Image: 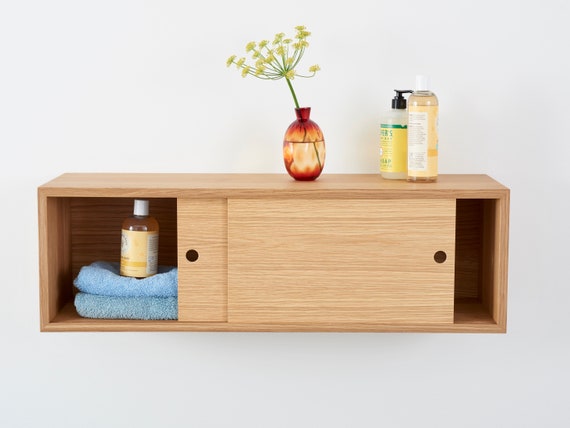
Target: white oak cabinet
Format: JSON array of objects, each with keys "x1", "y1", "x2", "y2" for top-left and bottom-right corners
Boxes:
[{"x1": 38, "y1": 173, "x2": 509, "y2": 332}]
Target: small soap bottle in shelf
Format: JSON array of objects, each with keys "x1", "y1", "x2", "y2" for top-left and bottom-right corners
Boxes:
[
  {"x1": 407, "y1": 75, "x2": 439, "y2": 182},
  {"x1": 120, "y1": 199, "x2": 159, "y2": 278}
]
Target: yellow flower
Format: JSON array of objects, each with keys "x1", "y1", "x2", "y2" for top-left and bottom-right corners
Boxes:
[
  {"x1": 226, "y1": 26, "x2": 320, "y2": 109},
  {"x1": 273, "y1": 32, "x2": 285, "y2": 44},
  {"x1": 295, "y1": 26, "x2": 310, "y2": 39}
]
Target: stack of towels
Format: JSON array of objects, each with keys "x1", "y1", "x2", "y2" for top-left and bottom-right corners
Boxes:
[{"x1": 73, "y1": 261, "x2": 178, "y2": 320}]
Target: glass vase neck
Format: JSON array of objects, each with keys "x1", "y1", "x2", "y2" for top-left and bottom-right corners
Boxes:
[{"x1": 295, "y1": 107, "x2": 311, "y2": 122}]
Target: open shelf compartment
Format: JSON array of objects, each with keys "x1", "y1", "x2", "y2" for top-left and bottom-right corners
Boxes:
[
  {"x1": 39, "y1": 197, "x2": 178, "y2": 331},
  {"x1": 454, "y1": 198, "x2": 509, "y2": 331}
]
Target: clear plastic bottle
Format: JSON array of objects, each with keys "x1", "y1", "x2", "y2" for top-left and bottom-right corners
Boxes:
[
  {"x1": 120, "y1": 199, "x2": 159, "y2": 278},
  {"x1": 380, "y1": 89, "x2": 412, "y2": 179},
  {"x1": 407, "y1": 75, "x2": 439, "y2": 182}
]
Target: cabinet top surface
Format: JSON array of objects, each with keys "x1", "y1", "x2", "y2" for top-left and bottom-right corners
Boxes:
[{"x1": 38, "y1": 173, "x2": 509, "y2": 198}]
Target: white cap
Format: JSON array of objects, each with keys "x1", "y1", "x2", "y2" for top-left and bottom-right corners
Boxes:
[
  {"x1": 134, "y1": 199, "x2": 149, "y2": 216},
  {"x1": 415, "y1": 75, "x2": 430, "y2": 91}
]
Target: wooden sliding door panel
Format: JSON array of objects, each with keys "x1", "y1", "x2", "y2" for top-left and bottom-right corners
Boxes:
[
  {"x1": 228, "y1": 199, "x2": 456, "y2": 325},
  {"x1": 177, "y1": 199, "x2": 227, "y2": 322}
]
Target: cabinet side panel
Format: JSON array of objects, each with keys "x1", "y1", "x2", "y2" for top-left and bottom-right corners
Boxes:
[
  {"x1": 178, "y1": 199, "x2": 227, "y2": 322},
  {"x1": 228, "y1": 199, "x2": 456, "y2": 325},
  {"x1": 39, "y1": 196, "x2": 72, "y2": 329},
  {"x1": 482, "y1": 194, "x2": 509, "y2": 330}
]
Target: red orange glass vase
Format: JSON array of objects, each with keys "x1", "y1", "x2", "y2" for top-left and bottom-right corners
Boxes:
[{"x1": 283, "y1": 107, "x2": 326, "y2": 181}]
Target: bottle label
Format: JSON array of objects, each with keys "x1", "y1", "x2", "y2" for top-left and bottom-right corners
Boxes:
[
  {"x1": 408, "y1": 106, "x2": 438, "y2": 177},
  {"x1": 120, "y1": 230, "x2": 159, "y2": 277},
  {"x1": 380, "y1": 124, "x2": 407, "y2": 173}
]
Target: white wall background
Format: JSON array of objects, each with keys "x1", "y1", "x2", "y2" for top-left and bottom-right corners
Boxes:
[{"x1": 1, "y1": 0, "x2": 569, "y2": 426}]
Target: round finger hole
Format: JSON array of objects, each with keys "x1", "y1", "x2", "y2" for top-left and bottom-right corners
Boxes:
[
  {"x1": 186, "y1": 249, "x2": 199, "y2": 262},
  {"x1": 434, "y1": 251, "x2": 447, "y2": 263}
]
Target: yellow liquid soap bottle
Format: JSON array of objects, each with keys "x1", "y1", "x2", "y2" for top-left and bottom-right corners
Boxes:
[
  {"x1": 120, "y1": 199, "x2": 159, "y2": 278},
  {"x1": 380, "y1": 89, "x2": 413, "y2": 179},
  {"x1": 407, "y1": 75, "x2": 439, "y2": 182}
]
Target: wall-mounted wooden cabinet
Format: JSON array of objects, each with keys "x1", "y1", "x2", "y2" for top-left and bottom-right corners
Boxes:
[{"x1": 38, "y1": 173, "x2": 509, "y2": 332}]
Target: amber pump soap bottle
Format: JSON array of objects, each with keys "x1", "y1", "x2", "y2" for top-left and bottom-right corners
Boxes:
[
  {"x1": 120, "y1": 199, "x2": 159, "y2": 278},
  {"x1": 407, "y1": 75, "x2": 439, "y2": 182}
]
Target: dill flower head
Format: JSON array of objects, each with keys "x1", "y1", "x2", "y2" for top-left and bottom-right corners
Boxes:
[{"x1": 226, "y1": 25, "x2": 320, "y2": 109}]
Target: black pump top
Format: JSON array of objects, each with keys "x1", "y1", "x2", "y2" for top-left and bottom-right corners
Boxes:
[{"x1": 392, "y1": 89, "x2": 413, "y2": 109}]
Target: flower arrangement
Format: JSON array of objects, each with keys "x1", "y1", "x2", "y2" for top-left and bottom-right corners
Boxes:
[
  {"x1": 226, "y1": 25, "x2": 320, "y2": 109},
  {"x1": 226, "y1": 26, "x2": 325, "y2": 181}
]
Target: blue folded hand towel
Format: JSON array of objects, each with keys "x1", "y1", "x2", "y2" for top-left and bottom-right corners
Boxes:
[
  {"x1": 73, "y1": 261, "x2": 177, "y2": 297},
  {"x1": 75, "y1": 292, "x2": 177, "y2": 320}
]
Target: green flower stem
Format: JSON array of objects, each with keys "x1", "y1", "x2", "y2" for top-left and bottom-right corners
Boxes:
[{"x1": 286, "y1": 78, "x2": 300, "y2": 109}]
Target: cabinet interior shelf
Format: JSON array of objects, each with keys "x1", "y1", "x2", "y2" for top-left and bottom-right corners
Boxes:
[{"x1": 38, "y1": 173, "x2": 509, "y2": 333}]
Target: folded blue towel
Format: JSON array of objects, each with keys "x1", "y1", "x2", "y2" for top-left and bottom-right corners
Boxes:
[
  {"x1": 73, "y1": 261, "x2": 177, "y2": 297},
  {"x1": 74, "y1": 292, "x2": 178, "y2": 320}
]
